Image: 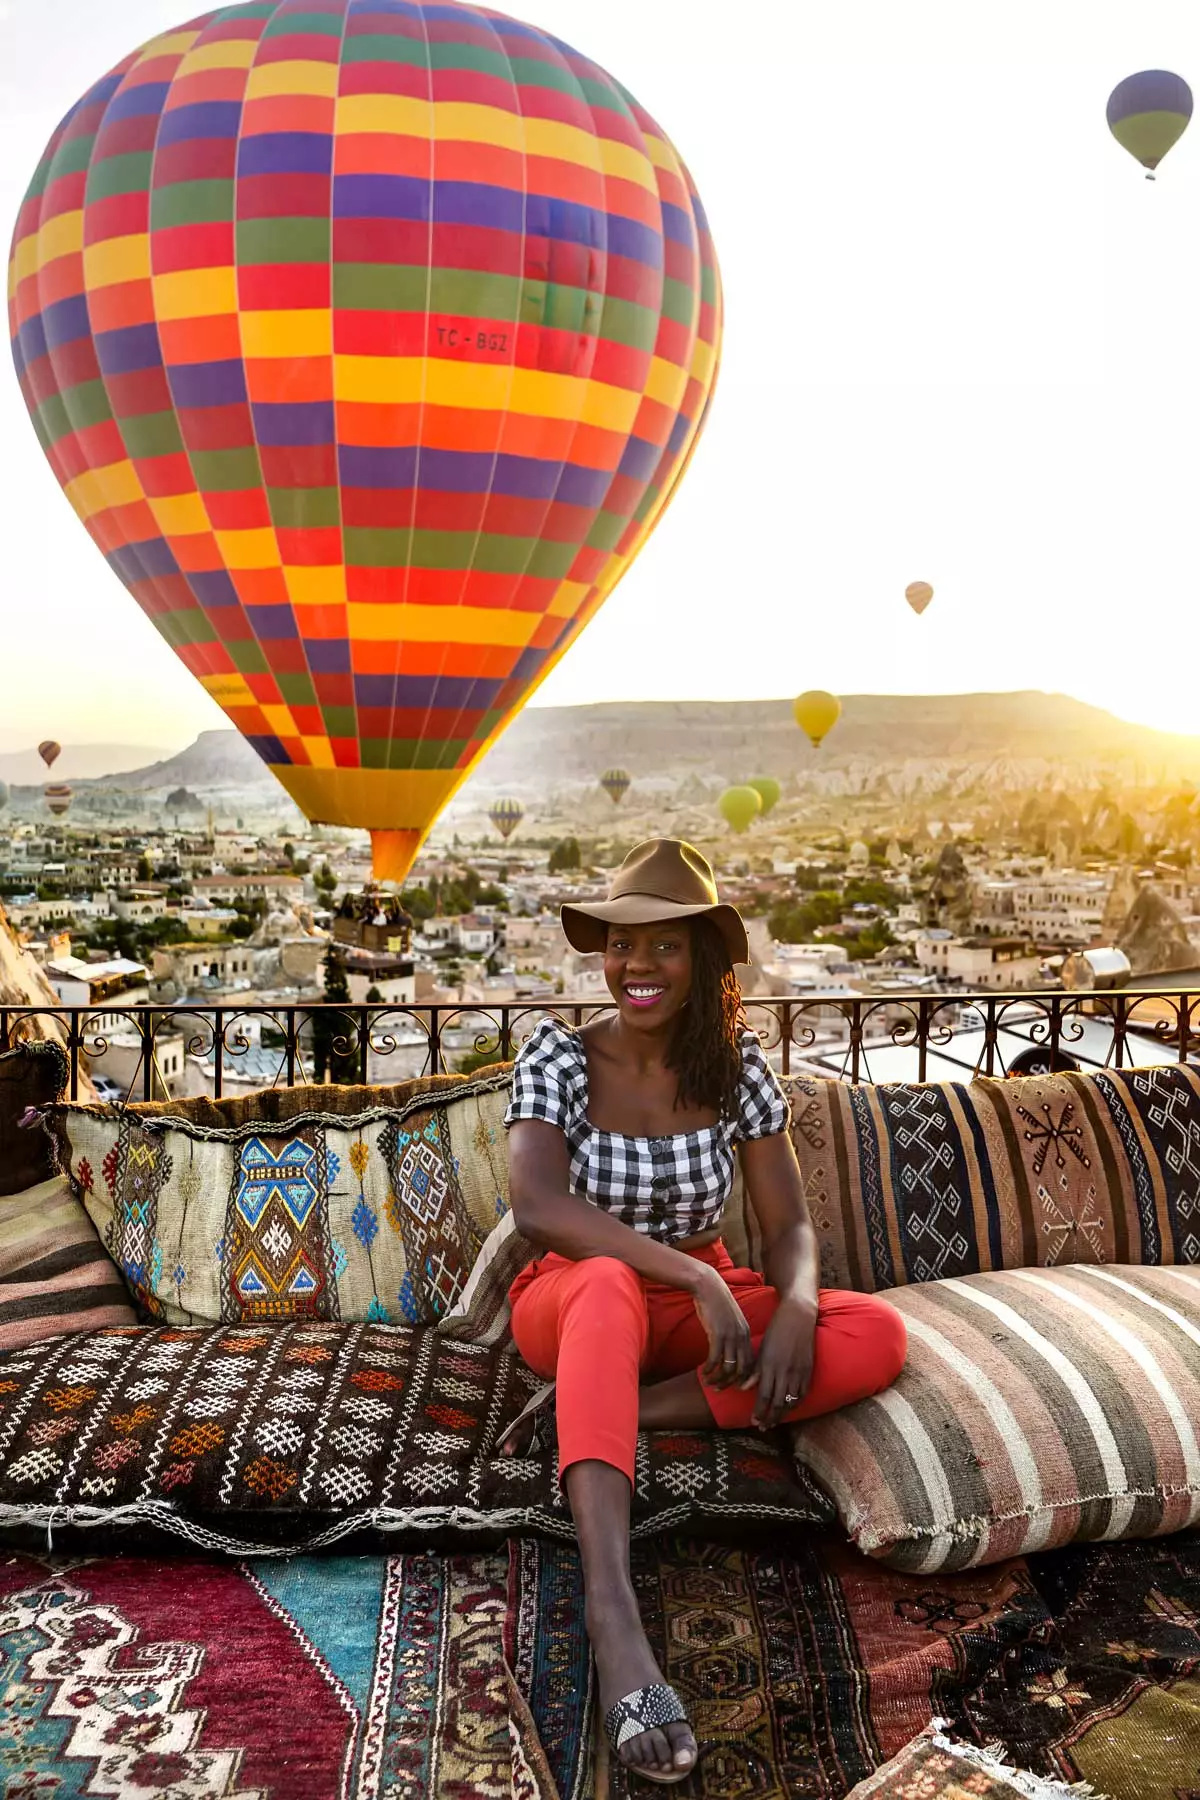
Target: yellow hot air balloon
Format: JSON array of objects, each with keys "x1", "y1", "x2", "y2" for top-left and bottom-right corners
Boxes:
[
  {"x1": 793, "y1": 691, "x2": 842, "y2": 749},
  {"x1": 8, "y1": 1, "x2": 722, "y2": 889},
  {"x1": 748, "y1": 777, "x2": 781, "y2": 815},
  {"x1": 719, "y1": 785, "x2": 762, "y2": 833},
  {"x1": 905, "y1": 581, "x2": 934, "y2": 616}
]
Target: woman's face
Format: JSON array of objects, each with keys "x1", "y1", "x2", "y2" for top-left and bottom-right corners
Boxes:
[{"x1": 604, "y1": 919, "x2": 693, "y2": 1031}]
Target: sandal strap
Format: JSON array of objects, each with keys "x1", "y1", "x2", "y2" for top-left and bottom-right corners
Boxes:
[
  {"x1": 498, "y1": 1380, "x2": 555, "y2": 1454},
  {"x1": 605, "y1": 1684, "x2": 689, "y2": 1751}
]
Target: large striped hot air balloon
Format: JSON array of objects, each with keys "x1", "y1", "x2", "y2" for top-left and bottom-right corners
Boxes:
[
  {"x1": 44, "y1": 783, "x2": 72, "y2": 817},
  {"x1": 601, "y1": 768, "x2": 631, "y2": 806},
  {"x1": 9, "y1": 1, "x2": 722, "y2": 887},
  {"x1": 488, "y1": 796, "x2": 524, "y2": 842}
]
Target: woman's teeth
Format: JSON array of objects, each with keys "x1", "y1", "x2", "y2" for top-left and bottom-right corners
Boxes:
[{"x1": 625, "y1": 985, "x2": 665, "y2": 1005}]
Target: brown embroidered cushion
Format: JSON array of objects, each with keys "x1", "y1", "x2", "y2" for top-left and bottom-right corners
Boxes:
[
  {"x1": 50, "y1": 1070, "x2": 514, "y2": 1328},
  {"x1": 791, "y1": 1262, "x2": 1200, "y2": 1572},
  {"x1": 780, "y1": 1063, "x2": 1200, "y2": 1294},
  {"x1": 0, "y1": 1319, "x2": 831, "y2": 1554},
  {"x1": 0, "y1": 1176, "x2": 136, "y2": 1350},
  {"x1": 0, "y1": 1041, "x2": 68, "y2": 1197}
]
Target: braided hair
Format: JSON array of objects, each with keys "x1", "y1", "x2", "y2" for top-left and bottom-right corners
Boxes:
[{"x1": 666, "y1": 916, "x2": 745, "y2": 1119}]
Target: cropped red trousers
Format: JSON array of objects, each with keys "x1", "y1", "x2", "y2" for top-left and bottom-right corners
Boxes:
[{"x1": 508, "y1": 1240, "x2": 907, "y2": 1485}]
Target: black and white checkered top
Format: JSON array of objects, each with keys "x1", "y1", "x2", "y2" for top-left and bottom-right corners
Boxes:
[{"x1": 504, "y1": 1017, "x2": 790, "y2": 1243}]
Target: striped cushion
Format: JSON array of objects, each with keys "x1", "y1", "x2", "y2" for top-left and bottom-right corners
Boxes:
[
  {"x1": 780, "y1": 1064, "x2": 1200, "y2": 1293},
  {"x1": 791, "y1": 1263, "x2": 1200, "y2": 1572},
  {"x1": 0, "y1": 1177, "x2": 136, "y2": 1351}
]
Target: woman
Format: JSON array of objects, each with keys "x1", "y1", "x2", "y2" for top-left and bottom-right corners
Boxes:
[{"x1": 502, "y1": 839, "x2": 907, "y2": 1785}]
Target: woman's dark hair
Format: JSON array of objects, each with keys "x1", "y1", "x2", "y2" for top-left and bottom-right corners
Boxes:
[{"x1": 667, "y1": 916, "x2": 745, "y2": 1118}]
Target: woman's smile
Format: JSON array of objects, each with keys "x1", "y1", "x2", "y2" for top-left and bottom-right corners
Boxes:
[{"x1": 623, "y1": 982, "x2": 667, "y2": 1009}]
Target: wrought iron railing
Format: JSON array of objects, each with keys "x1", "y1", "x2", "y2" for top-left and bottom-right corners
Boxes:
[{"x1": 1, "y1": 990, "x2": 1197, "y2": 1103}]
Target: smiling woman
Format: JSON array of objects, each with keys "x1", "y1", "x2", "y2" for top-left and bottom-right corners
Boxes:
[{"x1": 498, "y1": 837, "x2": 908, "y2": 1784}]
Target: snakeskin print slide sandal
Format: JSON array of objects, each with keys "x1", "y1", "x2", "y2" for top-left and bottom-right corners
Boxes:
[
  {"x1": 605, "y1": 1683, "x2": 695, "y2": 1785},
  {"x1": 497, "y1": 1380, "x2": 556, "y2": 1455}
]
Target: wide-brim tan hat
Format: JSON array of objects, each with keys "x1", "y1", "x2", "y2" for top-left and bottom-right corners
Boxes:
[{"x1": 560, "y1": 838, "x2": 749, "y2": 966}]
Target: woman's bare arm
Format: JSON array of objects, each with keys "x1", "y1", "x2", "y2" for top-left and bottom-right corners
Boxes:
[{"x1": 739, "y1": 1131, "x2": 819, "y2": 1307}]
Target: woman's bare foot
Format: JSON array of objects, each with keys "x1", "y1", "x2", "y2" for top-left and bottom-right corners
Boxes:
[{"x1": 588, "y1": 1587, "x2": 697, "y2": 1782}]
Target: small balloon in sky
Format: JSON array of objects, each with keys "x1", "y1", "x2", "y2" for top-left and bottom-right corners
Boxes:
[
  {"x1": 747, "y1": 776, "x2": 781, "y2": 815},
  {"x1": 793, "y1": 691, "x2": 842, "y2": 750},
  {"x1": 719, "y1": 786, "x2": 762, "y2": 834},
  {"x1": 488, "y1": 798, "x2": 525, "y2": 843},
  {"x1": 905, "y1": 581, "x2": 934, "y2": 616},
  {"x1": 1107, "y1": 71, "x2": 1193, "y2": 179}
]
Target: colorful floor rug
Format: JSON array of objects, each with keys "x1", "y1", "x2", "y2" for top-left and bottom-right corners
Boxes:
[
  {"x1": 0, "y1": 1546, "x2": 569, "y2": 1800},
  {"x1": 1, "y1": 1531, "x2": 1197, "y2": 1798},
  {"x1": 513, "y1": 1532, "x2": 1200, "y2": 1800}
]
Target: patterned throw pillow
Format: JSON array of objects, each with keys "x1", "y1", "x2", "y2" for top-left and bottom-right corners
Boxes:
[
  {"x1": 0, "y1": 1319, "x2": 832, "y2": 1554},
  {"x1": 0, "y1": 1041, "x2": 68, "y2": 1197},
  {"x1": 791, "y1": 1262, "x2": 1200, "y2": 1572},
  {"x1": 0, "y1": 1176, "x2": 136, "y2": 1350},
  {"x1": 780, "y1": 1063, "x2": 1200, "y2": 1294},
  {"x1": 50, "y1": 1071, "x2": 514, "y2": 1328}
]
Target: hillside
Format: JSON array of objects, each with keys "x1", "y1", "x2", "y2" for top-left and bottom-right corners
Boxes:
[
  {"x1": 30, "y1": 691, "x2": 1200, "y2": 805},
  {"x1": 0, "y1": 743, "x2": 171, "y2": 786}
]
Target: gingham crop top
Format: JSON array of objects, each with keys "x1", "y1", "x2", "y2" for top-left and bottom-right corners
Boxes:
[{"x1": 503, "y1": 1017, "x2": 791, "y2": 1243}]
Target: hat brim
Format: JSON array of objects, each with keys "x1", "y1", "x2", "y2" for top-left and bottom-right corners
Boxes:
[{"x1": 560, "y1": 897, "x2": 749, "y2": 967}]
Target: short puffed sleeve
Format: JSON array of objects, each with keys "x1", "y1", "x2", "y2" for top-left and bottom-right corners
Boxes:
[
  {"x1": 504, "y1": 1017, "x2": 583, "y2": 1134},
  {"x1": 732, "y1": 1032, "x2": 791, "y2": 1141}
]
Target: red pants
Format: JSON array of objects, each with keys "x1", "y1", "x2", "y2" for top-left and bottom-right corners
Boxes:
[{"x1": 508, "y1": 1240, "x2": 907, "y2": 1485}]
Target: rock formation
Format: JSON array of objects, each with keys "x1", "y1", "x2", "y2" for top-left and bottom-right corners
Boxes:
[{"x1": 1117, "y1": 887, "x2": 1198, "y2": 977}]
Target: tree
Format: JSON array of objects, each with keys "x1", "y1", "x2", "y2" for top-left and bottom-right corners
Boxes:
[
  {"x1": 311, "y1": 945, "x2": 360, "y2": 1084},
  {"x1": 549, "y1": 837, "x2": 582, "y2": 874},
  {"x1": 313, "y1": 861, "x2": 338, "y2": 900},
  {"x1": 364, "y1": 985, "x2": 383, "y2": 1004},
  {"x1": 136, "y1": 854, "x2": 153, "y2": 883},
  {"x1": 401, "y1": 885, "x2": 435, "y2": 921}
]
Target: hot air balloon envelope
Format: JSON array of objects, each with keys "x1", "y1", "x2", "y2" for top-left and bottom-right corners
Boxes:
[
  {"x1": 1107, "y1": 70, "x2": 1193, "y2": 172},
  {"x1": 748, "y1": 777, "x2": 781, "y2": 815},
  {"x1": 601, "y1": 769, "x2": 631, "y2": 806},
  {"x1": 9, "y1": 1, "x2": 722, "y2": 889},
  {"x1": 905, "y1": 581, "x2": 934, "y2": 616},
  {"x1": 719, "y1": 785, "x2": 762, "y2": 834},
  {"x1": 488, "y1": 798, "x2": 525, "y2": 842},
  {"x1": 793, "y1": 691, "x2": 842, "y2": 749},
  {"x1": 38, "y1": 740, "x2": 60, "y2": 770},
  {"x1": 44, "y1": 783, "x2": 72, "y2": 817}
]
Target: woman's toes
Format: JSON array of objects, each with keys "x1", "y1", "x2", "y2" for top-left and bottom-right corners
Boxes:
[{"x1": 666, "y1": 1722, "x2": 697, "y2": 1770}]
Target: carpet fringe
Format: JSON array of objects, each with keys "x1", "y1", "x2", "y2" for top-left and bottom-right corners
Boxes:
[{"x1": 927, "y1": 1721, "x2": 1105, "y2": 1797}]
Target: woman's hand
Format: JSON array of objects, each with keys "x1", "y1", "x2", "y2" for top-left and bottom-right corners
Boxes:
[
  {"x1": 690, "y1": 1265, "x2": 755, "y2": 1388},
  {"x1": 746, "y1": 1296, "x2": 817, "y2": 1428}
]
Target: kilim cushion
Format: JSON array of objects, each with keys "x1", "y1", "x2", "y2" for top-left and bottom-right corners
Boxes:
[
  {"x1": 780, "y1": 1063, "x2": 1200, "y2": 1294},
  {"x1": 0, "y1": 1177, "x2": 136, "y2": 1351},
  {"x1": 845, "y1": 1721, "x2": 1088, "y2": 1799},
  {"x1": 791, "y1": 1263, "x2": 1200, "y2": 1572},
  {"x1": 0, "y1": 1040, "x2": 68, "y2": 1197},
  {"x1": 0, "y1": 1320, "x2": 832, "y2": 1555},
  {"x1": 50, "y1": 1069, "x2": 515, "y2": 1328}
]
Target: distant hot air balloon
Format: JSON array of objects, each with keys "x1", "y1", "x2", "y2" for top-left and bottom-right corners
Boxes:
[
  {"x1": 488, "y1": 798, "x2": 525, "y2": 844},
  {"x1": 0, "y1": 781, "x2": 9, "y2": 814},
  {"x1": 44, "y1": 783, "x2": 72, "y2": 818},
  {"x1": 719, "y1": 786, "x2": 762, "y2": 834},
  {"x1": 905, "y1": 581, "x2": 934, "y2": 616},
  {"x1": 9, "y1": 1, "x2": 722, "y2": 889},
  {"x1": 793, "y1": 691, "x2": 842, "y2": 749},
  {"x1": 1107, "y1": 71, "x2": 1193, "y2": 177},
  {"x1": 748, "y1": 777, "x2": 781, "y2": 815},
  {"x1": 601, "y1": 769, "x2": 632, "y2": 808},
  {"x1": 38, "y1": 740, "x2": 60, "y2": 771}
]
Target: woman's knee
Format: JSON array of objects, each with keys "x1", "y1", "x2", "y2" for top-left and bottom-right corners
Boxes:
[
  {"x1": 817, "y1": 1289, "x2": 907, "y2": 1390},
  {"x1": 561, "y1": 1255, "x2": 646, "y2": 1313},
  {"x1": 858, "y1": 1293, "x2": 907, "y2": 1386}
]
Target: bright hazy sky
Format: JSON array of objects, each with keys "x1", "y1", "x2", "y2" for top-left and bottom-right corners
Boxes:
[{"x1": 2, "y1": 0, "x2": 1199, "y2": 753}]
